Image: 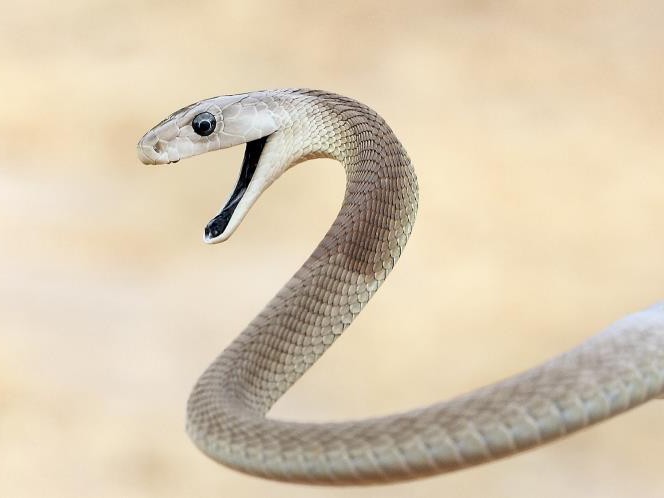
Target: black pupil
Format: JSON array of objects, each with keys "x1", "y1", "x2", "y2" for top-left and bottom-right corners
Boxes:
[{"x1": 192, "y1": 112, "x2": 216, "y2": 136}]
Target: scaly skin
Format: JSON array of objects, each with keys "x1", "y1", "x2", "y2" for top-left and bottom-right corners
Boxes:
[{"x1": 137, "y1": 89, "x2": 664, "y2": 484}]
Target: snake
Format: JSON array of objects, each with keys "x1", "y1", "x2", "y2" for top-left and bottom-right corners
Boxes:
[{"x1": 136, "y1": 88, "x2": 664, "y2": 485}]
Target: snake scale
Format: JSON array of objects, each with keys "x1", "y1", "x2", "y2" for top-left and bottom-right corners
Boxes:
[{"x1": 137, "y1": 89, "x2": 664, "y2": 484}]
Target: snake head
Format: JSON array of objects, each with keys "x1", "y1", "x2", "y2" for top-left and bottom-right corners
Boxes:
[
  {"x1": 136, "y1": 91, "x2": 300, "y2": 244},
  {"x1": 136, "y1": 93, "x2": 281, "y2": 165}
]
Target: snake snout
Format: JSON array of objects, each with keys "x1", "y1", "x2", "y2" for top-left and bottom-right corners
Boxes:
[
  {"x1": 136, "y1": 130, "x2": 176, "y2": 165},
  {"x1": 137, "y1": 131, "x2": 162, "y2": 165}
]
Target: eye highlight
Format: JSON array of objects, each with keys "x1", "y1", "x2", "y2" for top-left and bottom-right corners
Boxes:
[{"x1": 192, "y1": 112, "x2": 217, "y2": 136}]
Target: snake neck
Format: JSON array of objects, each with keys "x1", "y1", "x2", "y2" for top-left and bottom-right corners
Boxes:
[{"x1": 188, "y1": 91, "x2": 419, "y2": 418}]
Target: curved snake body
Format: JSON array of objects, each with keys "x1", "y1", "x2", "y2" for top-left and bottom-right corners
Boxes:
[{"x1": 137, "y1": 89, "x2": 664, "y2": 484}]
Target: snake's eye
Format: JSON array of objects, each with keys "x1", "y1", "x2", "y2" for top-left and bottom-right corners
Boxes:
[{"x1": 192, "y1": 112, "x2": 216, "y2": 136}]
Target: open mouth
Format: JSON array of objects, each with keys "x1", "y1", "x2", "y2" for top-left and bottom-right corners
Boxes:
[{"x1": 204, "y1": 135, "x2": 270, "y2": 241}]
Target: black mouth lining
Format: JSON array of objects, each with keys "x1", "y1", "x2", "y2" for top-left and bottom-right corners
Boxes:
[{"x1": 204, "y1": 135, "x2": 270, "y2": 239}]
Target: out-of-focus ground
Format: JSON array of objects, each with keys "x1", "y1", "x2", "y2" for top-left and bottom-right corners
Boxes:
[{"x1": 1, "y1": 1, "x2": 663, "y2": 497}]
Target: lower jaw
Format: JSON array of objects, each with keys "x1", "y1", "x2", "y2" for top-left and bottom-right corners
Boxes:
[{"x1": 203, "y1": 134, "x2": 270, "y2": 242}]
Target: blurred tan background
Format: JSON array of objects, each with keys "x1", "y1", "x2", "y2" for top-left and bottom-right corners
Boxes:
[{"x1": 2, "y1": 1, "x2": 663, "y2": 497}]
